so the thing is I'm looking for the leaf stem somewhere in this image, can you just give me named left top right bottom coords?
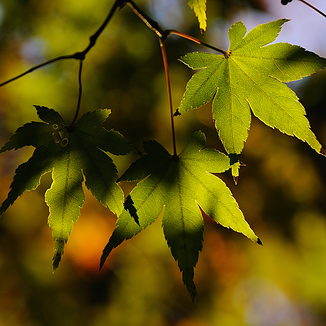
left=124, top=0, right=227, bottom=156
left=70, top=60, right=83, bottom=127
left=166, top=30, right=227, bottom=55
left=159, top=39, right=177, bottom=156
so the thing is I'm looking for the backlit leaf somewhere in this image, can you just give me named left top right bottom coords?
left=100, top=131, right=260, bottom=300
left=0, top=106, right=132, bottom=269
left=179, top=19, right=326, bottom=160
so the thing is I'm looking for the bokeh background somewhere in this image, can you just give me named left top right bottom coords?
left=0, top=0, right=326, bottom=325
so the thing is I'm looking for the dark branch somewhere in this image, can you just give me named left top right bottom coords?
left=282, top=0, right=326, bottom=18
left=0, top=54, right=77, bottom=87
left=0, top=0, right=124, bottom=88
left=0, top=0, right=227, bottom=131
left=126, top=1, right=165, bottom=37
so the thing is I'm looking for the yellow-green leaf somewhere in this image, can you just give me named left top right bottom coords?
left=100, top=131, right=260, bottom=300
left=179, top=19, right=326, bottom=159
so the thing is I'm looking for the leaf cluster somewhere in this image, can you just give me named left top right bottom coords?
left=0, top=1, right=325, bottom=300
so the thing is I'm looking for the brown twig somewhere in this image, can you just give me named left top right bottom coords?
left=166, top=30, right=227, bottom=55
left=299, top=0, right=326, bottom=18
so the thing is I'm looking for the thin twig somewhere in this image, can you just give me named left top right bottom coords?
left=127, top=1, right=164, bottom=37
left=0, top=1, right=123, bottom=88
left=299, top=0, right=326, bottom=18
left=0, top=54, right=77, bottom=87
left=83, top=0, right=127, bottom=54
left=125, top=1, right=227, bottom=55
left=0, top=0, right=125, bottom=125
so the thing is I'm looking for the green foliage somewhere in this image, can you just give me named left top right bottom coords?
left=0, top=106, right=132, bottom=269
left=0, top=0, right=325, bottom=300
left=100, top=131, right=260, bottom=300
left=186, top=0, right=207, bottom=32
left=179, top=19, right=326, bottom=159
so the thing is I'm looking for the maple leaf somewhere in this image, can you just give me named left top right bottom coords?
left=100, top=131, right=260, bottom=300
left=178, top=19, right=326, bottom=161
left=186, top=0, right=207, bottom=33
left=0, top=106, right=133, bottom=269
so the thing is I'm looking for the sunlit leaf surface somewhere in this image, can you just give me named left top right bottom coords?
left=101, top=131, right=260, bottom=300
left=179, top=19, right=326, bottom=157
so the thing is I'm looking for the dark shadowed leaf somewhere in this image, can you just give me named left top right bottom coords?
left=0, top=106, right=132, bottom=269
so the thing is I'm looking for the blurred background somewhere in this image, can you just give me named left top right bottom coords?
left=0, top=0, right=326, bottom=325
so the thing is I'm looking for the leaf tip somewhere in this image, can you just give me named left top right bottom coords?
left=52, top=252, right=62, bottom=271
left=100, top=241, right=113, bottom=270
left=181, top=267, right=198, bottom=301
left=190, top=292, right=197, bottom=302
left=99, top=259, right=105, bottom=271
left=257, top=238, right=263, bottom=246
left=186, top=281, right=197, bottom=302
left=320, top=147, right=326, bottom=156
left=52, top=239, right=65, bottom=271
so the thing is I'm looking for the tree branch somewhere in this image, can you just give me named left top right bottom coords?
left=0, top=0, right=227, bottom=131
left=0, top=0, right=125, bottom=88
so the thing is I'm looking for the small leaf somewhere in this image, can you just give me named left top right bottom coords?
left=186, top=0, right=207, bottom=33
left=179, top=19, right=326, bottom=156
left=101, top=131, right=259, bottom=300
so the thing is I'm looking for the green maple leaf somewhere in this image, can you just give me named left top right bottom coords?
left=0, top=105, right=133, bottom=269
left=186, top=0, right=207, bottom=33
left=100, top=131, right=260, bottom=300
left=179, top=19, right=326, bottom=161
